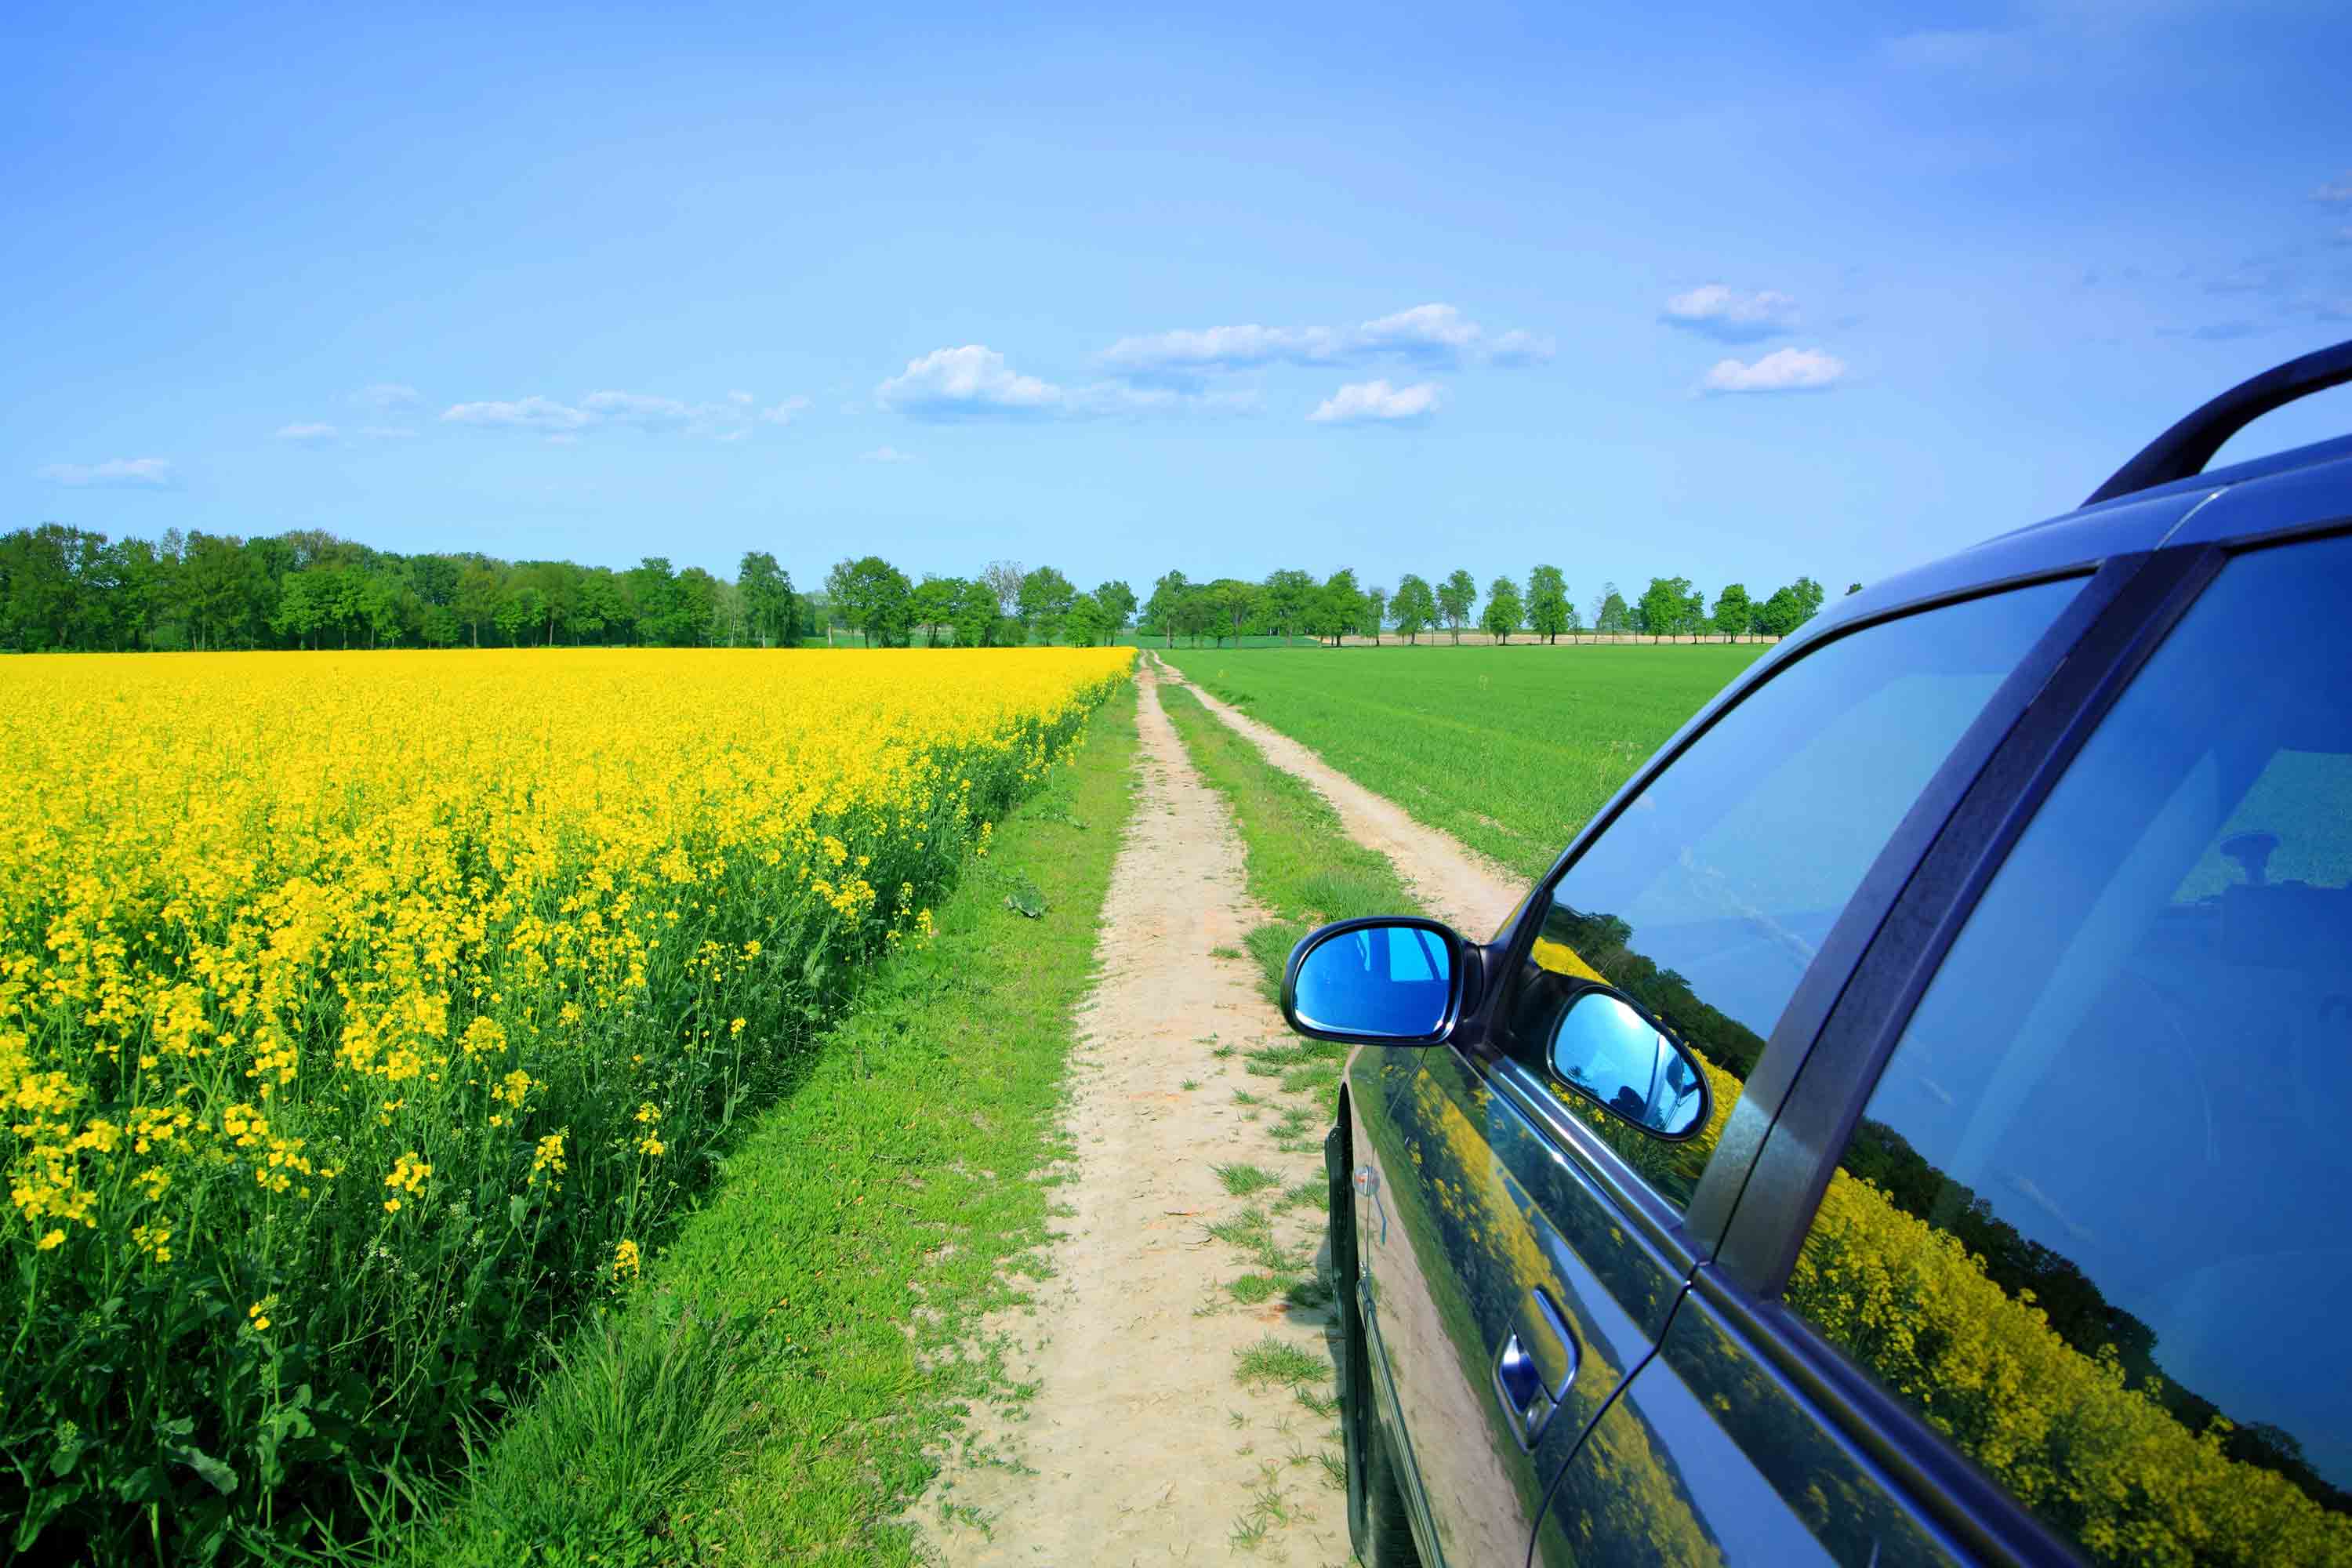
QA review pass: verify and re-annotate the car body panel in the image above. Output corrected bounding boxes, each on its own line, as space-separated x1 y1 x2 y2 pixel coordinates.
1348 1040 1687 1567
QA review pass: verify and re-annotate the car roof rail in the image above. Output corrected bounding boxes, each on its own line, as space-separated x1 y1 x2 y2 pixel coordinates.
2085 336 2352 506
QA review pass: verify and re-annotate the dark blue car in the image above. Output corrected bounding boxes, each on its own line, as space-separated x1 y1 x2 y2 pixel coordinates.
1290 341 2352 1567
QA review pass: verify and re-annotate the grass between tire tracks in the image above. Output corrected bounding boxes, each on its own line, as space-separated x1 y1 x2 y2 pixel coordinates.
329 681 1142 1568
1156 680 1436 1551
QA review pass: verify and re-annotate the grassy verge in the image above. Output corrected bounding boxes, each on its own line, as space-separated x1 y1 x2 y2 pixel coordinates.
1161 644 1762 880
347 681 1141 1567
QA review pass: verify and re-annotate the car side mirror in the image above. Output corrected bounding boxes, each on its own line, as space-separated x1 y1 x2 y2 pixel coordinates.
1548 988 1711 1140
1283 917 1469 1046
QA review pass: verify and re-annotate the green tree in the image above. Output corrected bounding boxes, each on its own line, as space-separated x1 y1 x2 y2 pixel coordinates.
737 551 795 648
1141 570 1190 647
1259 568 1316 643
270 571 328 649
455 563 503 648
1637 575 1708 644
1093 579 1136 640
1526 564 1570 643
1846 581 1864 596
1390 574 1436 644
1016 565 1076 644
495 586 544 646
909 575 960 646
1312 568 1363 647
826 556 913 646
1364 584 1388 644
1436 569 1478 644
949 578 998 647
1712 583 1753 643
1064 592 1114 646
1202 579 1258 647
1482 575 1523 643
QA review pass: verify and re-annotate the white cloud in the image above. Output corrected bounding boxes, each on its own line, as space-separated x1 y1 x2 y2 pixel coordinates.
875 346 1251 422
438 389 790 438
353 382 422 411
1307 379 1440 424
2315 172 2352 205
862 445 917 463
877 346 1063 418
1357 303 1482 357
1700 347 1847 394
443 395 593 432
1098 303 1548 376
274 422 339 442
1661 284 1801 343
38 456 176 488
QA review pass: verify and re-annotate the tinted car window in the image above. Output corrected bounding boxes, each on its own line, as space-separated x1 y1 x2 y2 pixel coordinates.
1788 535 2352 1564
1498 579 2079 1207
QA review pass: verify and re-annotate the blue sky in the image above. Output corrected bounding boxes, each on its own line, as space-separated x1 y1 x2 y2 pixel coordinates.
6 1 2350 602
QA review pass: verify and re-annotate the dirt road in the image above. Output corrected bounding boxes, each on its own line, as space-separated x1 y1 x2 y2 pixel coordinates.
916 666 1351 1565
1145 655 1526 938
916 659 1526 1566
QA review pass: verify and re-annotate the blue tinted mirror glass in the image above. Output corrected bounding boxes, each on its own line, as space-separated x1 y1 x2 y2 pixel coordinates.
1549 990 1707 1138
1293 923 1454 1040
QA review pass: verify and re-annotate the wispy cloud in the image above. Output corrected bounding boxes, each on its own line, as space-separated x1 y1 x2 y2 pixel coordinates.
39 456 176 488
876 346 1255 422
1098 303 1551 378
358 425 416 439
2314 172 2352 205
1307 379 1439 424
1661 285 1800 343
354 382 422 411
274 422 339 442
861 445 917 463
1700 348 1846 394
441 389 804 438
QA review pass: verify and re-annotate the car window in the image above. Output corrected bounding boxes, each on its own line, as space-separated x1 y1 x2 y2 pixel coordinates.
1496 578 2081 1208
1785 534 2352 1564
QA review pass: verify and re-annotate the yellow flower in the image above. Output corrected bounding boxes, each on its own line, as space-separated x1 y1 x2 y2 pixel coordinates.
612 1238 641 1280
35 1229 64 1253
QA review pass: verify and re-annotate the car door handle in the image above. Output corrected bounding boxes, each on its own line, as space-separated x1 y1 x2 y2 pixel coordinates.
1492 1287 1577 1450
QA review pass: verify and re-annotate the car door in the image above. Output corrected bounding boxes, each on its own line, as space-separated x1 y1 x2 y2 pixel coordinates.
1600 528 2352 1567
1350 572 2093 1566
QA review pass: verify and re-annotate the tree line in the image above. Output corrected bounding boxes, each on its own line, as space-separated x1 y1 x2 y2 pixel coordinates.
0 524 1138 653
1136 567 1852 645
0 521 1854 654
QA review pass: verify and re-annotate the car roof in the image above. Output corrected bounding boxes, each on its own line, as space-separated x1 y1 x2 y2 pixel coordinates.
1802 429 2352 651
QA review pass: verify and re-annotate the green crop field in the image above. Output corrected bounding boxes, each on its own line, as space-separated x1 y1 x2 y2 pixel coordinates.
1159 644 1769 882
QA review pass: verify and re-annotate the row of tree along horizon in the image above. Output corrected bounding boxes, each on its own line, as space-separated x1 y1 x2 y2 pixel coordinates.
0 521 1851 653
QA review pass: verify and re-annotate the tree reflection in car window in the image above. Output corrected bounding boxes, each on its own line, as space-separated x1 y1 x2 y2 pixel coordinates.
1499 580 2082 1208
1789 535 2352 1564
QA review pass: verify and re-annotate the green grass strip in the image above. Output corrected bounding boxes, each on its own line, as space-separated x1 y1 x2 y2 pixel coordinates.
1157 681 1426 995
349 682 1142 1568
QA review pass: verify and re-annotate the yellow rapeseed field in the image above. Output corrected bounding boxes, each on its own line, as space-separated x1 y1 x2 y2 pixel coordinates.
0 646 1131 1553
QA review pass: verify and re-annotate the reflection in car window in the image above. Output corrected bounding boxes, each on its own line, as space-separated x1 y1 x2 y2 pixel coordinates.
1788 535 2352 1563
1501 579 2079 1207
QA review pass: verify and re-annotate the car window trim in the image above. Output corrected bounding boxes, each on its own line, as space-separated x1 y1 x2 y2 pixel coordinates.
1475 560 2123 1261
1717 539 2225 1297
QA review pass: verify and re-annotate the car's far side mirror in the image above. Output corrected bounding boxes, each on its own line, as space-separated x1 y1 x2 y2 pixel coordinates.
1548 988 1711 1140
1282 917 1468 1046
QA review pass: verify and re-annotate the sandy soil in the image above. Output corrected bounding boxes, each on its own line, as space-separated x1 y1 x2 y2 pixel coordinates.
914 666 1351 1566
1146 655 1526 939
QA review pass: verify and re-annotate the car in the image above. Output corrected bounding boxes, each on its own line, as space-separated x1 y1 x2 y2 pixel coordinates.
1289 339 2352 1567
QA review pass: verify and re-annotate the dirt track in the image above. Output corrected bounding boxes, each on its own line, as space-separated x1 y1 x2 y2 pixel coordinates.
915 660 1525 1565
